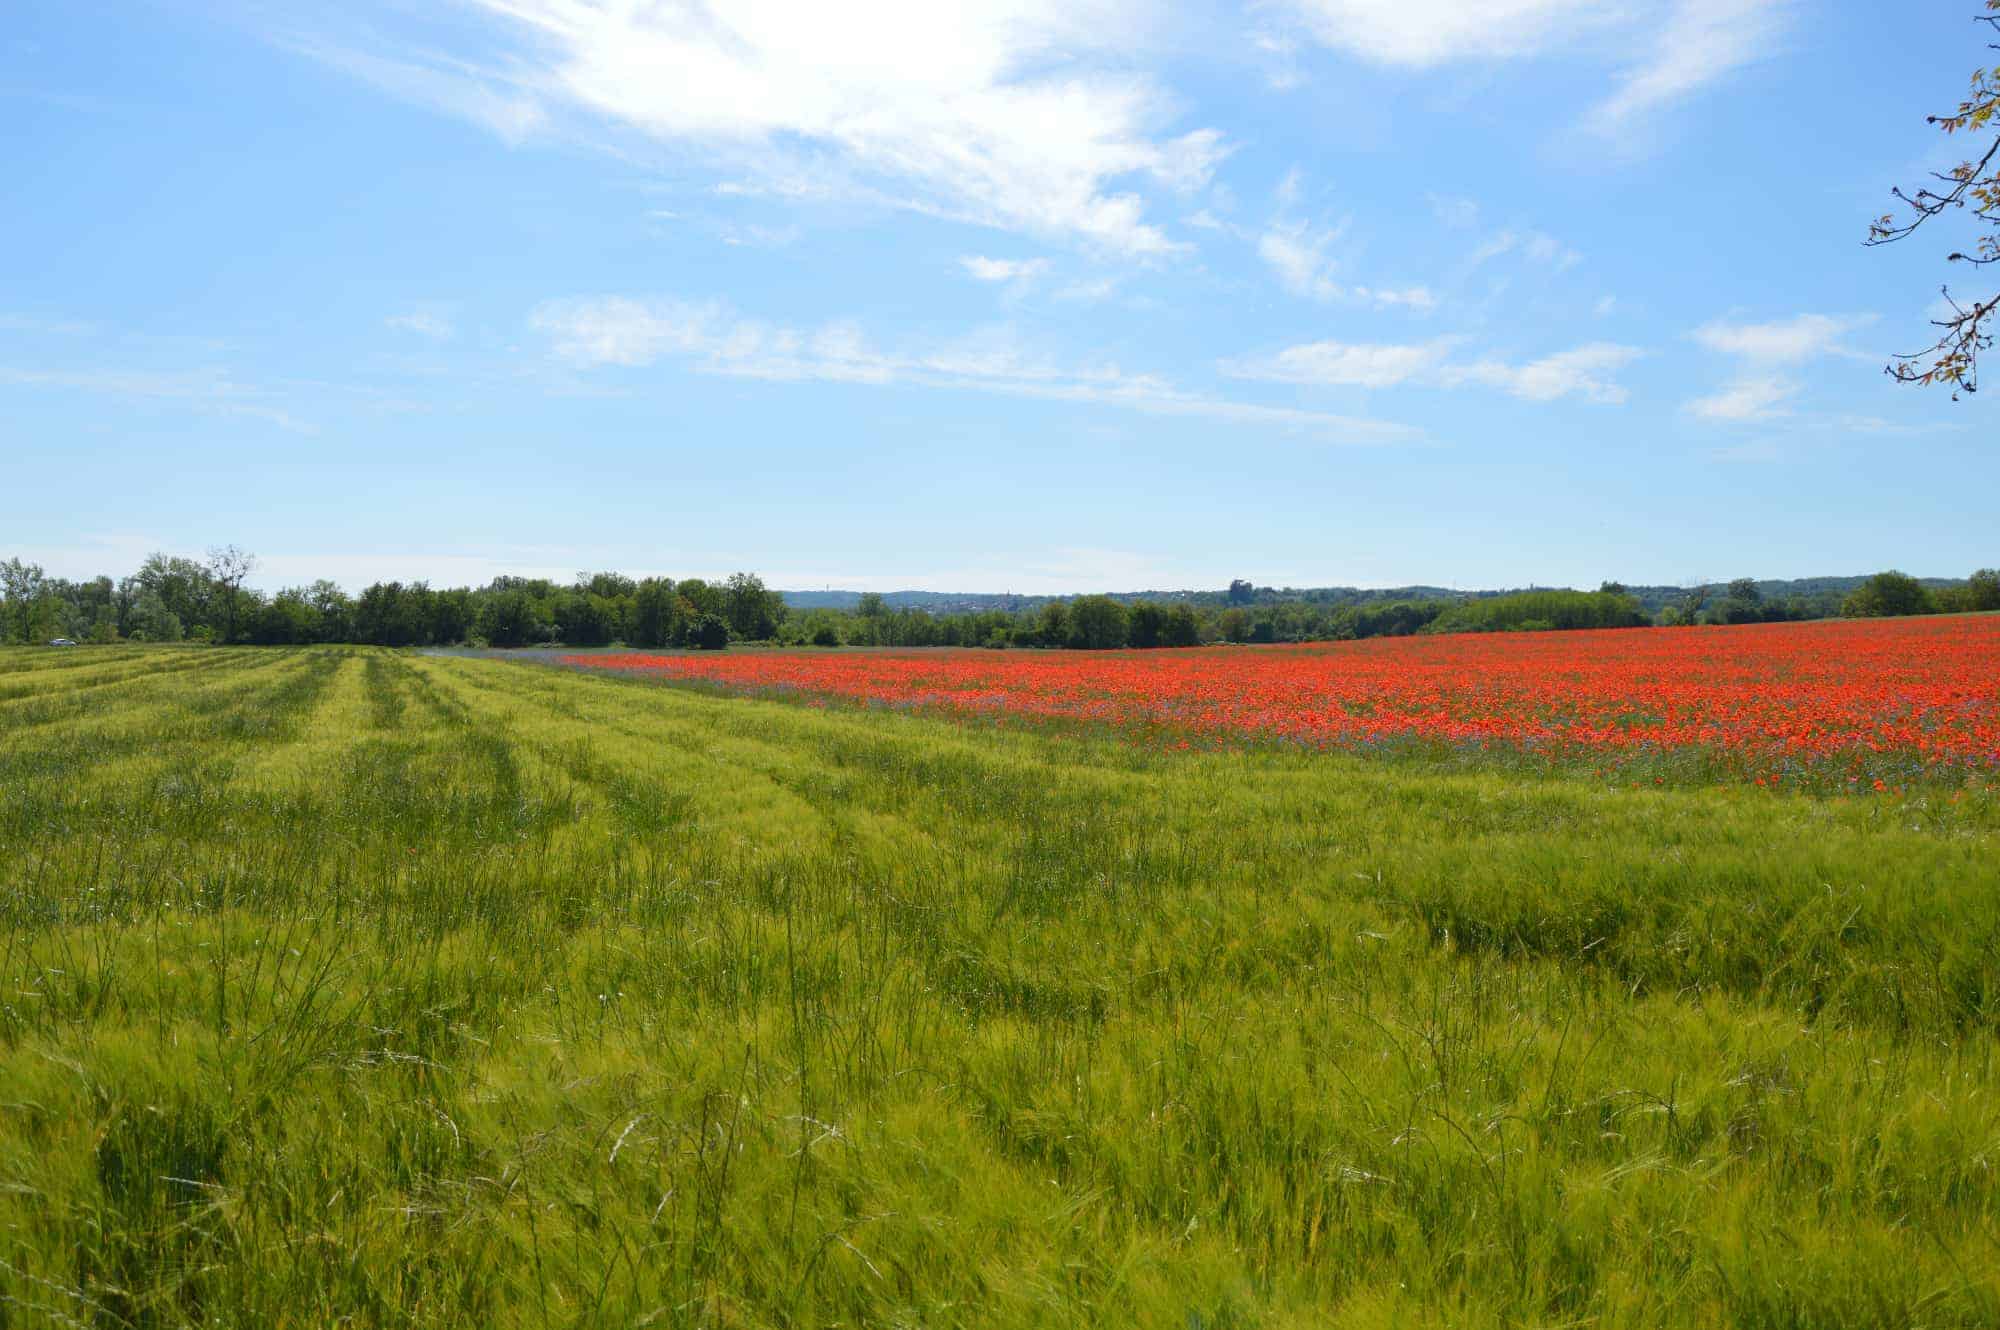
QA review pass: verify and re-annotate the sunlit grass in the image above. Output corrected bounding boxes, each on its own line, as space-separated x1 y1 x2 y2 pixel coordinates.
1 645 1996 1327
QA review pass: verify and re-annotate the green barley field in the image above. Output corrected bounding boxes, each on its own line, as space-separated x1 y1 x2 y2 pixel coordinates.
3 644 1999 1328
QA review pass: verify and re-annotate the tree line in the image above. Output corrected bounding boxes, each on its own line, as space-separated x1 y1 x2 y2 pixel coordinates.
0 552 784 650
2 552 1995 651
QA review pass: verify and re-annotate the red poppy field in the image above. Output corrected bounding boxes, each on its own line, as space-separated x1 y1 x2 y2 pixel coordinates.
568 614 2000 787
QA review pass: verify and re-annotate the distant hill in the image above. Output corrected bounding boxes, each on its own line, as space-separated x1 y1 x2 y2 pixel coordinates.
781 575 1971 616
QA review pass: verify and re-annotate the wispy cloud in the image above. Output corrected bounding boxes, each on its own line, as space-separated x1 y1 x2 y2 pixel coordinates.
1257 172 1432 308
0 312 96 336
1470 229 1581 272
1275 0 1789 135
1223 338 1461 389
1452 343 1640 404
279 37 547 144
1706 438 1787 463
960 256 1051 283
1586 0 1791 136
1692 312 1873 363
0 365 313 432
1225 337 1641 404
1259 217 1344 301
532 295 1419 443
282 1 1219 258
1276 0 1622 67
1685 310 1872 421
1686 375 1795 422
386 309 456 341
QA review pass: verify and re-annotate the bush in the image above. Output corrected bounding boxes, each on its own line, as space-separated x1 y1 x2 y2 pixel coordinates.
691 613 730 650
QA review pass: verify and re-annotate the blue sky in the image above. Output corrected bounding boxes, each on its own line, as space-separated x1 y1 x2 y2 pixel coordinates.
3 0 1992 593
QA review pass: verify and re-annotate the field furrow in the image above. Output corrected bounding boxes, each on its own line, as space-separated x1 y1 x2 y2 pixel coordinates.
0 644 1995 1329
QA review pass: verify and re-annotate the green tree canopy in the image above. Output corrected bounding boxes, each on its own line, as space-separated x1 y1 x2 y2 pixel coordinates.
1842 570 1937 618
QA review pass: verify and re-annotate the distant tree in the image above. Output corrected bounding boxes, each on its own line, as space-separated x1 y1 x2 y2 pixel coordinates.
431 588 475 645
1665 586 1711 627
1126 601 1166 648
205 546 256 644
1599 580 1628 595
255 589 320 644
628 578 679 648
1843 570 1938 618
1227 578 1255 605
0 557 48 644
676 578 723 622
307 581 353 642
1709 577 1767 625
578 571 637 600
690 612 730 650
1067 596 1129 650
1160 603 1201 647
1869 2 2000 395
857 592 887 619
354 581 435 647
555 592 618 647
1030 600 1069 648
1969 566 2000 609
477 589 544 647
127 592 183 643
723 571 785 640
1218 607 1252 643
131 554 214 637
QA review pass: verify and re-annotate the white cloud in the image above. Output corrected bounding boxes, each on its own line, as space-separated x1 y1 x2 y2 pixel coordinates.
1355 286 1438 311
532 295 1418 443
1278 0 1621 67
1277 0 1788 132
1225 338 1460 388
1256 173 1435 308
1251 28 1306 91
387 309 455 340
1449 343 1641 403
290 1 1216 258
960 256 1051 283
1685 311 1869 422
1692 313 1872 363
1054 276 1121 304
1258 218 1344 301
1471 229 1581 271
1594 295 1618 317
1586 0 1790 134
281 38 547 144
1686 375 1795 421
1225 337 1639 402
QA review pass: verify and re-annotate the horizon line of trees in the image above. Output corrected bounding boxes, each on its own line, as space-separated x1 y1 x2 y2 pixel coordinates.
3 553 1996 652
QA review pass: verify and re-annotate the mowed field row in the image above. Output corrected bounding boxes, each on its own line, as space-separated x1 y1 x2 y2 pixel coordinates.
3 646 1999 1327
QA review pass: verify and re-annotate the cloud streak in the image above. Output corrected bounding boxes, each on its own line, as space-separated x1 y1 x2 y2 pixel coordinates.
532 295 1419 443
0 365 313 432
1224 337 1641 403
1276 0 1790 134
